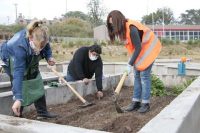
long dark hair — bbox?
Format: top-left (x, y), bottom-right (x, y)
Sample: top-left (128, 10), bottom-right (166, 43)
top-left (106, 10), bottom-right (127, 42)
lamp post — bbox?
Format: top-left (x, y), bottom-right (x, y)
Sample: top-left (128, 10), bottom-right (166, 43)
top-left (162, 7), bottom-right (165, 39)
top-left (152, 13), bottom-right (154, 32)
top-left (14, 3), bottom-right (18, 22)
top-left (65, 0), bottom-right (67, 18)
top-left (7, 16), bottom-right (10, 25)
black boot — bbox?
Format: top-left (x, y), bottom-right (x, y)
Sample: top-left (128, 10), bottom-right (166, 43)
top-left (34, 95), bottom-right (58, 119)
top-left (123, 101), bottom-right (141, 112)
top-left (138, 103), bottom-right (150, 113)
top-left (19, 106), bottom-right (24, 118)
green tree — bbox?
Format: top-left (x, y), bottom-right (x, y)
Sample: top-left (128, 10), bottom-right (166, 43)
top-left (179, 9), bottom-right (200, 25)
top-left (87, 0), bottom-right (106, 27)
top-left (141, 12), bottom-right (156, 25)
top-left (63, 11), bottom-right (89, 21)
top-left (142, 7), bottom-right (174, 25)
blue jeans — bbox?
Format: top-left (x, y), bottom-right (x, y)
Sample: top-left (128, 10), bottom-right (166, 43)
top-left (0, 43), bottom-right (10, 75)
top-left (65, 70), bottom-right (76, 82)
top-left (132, 63), bottom-right (153, 103)
top-left (0, 43), bottom-right (3, 60)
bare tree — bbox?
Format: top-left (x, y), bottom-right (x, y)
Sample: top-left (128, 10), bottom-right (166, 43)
top-left (87, 0), bottom-right (106, 27)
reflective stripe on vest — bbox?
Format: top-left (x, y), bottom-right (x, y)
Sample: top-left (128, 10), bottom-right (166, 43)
top-left (142, 30), bottom-right (151, 44)
top-left (136, 36), bottom-right (158, 67)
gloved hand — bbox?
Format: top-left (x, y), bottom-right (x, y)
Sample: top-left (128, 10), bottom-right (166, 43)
top-left (125, 64), bottom-right (132, 75)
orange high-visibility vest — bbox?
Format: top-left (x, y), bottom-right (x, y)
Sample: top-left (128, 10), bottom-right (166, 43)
top-left (125, 19), bottom-right (162, 71)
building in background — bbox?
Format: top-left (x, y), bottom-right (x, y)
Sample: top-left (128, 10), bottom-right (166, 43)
top-left (148, 25), bottom-right (200, 41)
top-left (94, 25), bottom-right (109, 41)
top-left (94, 25), bottom-right (200, 42)
top-left (15, 13), bottom-right (32, 25)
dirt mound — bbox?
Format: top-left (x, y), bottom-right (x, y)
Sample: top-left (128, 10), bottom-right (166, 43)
top-left (24, 87), bottom-right (175, 133)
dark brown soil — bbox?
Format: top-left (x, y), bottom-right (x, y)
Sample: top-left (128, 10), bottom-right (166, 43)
top-left (24, 87), bottom-right (175, 133)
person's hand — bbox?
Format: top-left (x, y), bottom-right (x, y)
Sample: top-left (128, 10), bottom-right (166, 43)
top-left (58, 77), bottom-right (64, 84)
top-left (12, 100), bottom-right (21, 117)
top-left (83, 78), bottom-right (89, 85)
top-left (96, 91), bottom-right (103, 100)
top-left (48, 57), bottom-right (56, 66)
top-left (125, 64), bottom-right (132, 75)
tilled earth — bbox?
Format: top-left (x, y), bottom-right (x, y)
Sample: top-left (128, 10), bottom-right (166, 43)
top-left (24, 87), bottom-right (175, 133)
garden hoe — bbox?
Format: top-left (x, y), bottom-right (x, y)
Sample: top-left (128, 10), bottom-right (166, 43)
top-left (48, 66), bottom-right (94, 108)
top-left (113, 72), bottom-right (128, 113)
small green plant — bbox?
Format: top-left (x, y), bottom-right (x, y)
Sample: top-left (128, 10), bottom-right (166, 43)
top-left (100, 40), bottom-right (108, 46)
top-left (61, 42), bottom-right (69, 48)
top-left (169, 40), bottom-right (174, 45)
top-left (151, 74), bottom-right (166, 96)
top-left (187, 40), bottom-right (193, 45)
top-left (175, 39), bottom-right (180, 44)
top-left (161, 38), bottom-right (179, 45)
top-left (170, 77), bottom-right (196, 96)
top-left (68, 41), bottom-right (75, 48)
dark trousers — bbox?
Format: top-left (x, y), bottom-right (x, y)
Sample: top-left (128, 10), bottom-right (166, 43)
top-left (65, 70), bottom-right (76, 82)
top-left (20, 95), bottom-right (48, 117)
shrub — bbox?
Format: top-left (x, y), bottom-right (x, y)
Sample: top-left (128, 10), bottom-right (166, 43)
top-left (151, 74), bottom-right (166, 96)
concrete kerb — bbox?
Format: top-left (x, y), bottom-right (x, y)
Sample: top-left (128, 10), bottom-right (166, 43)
top-left (138, 76), bottom-right (200, 133)
top-left (0, 114), bottom-right (108, 133)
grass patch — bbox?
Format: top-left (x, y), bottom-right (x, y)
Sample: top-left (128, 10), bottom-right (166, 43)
top-left (170, 77), bottom-right (196, 96)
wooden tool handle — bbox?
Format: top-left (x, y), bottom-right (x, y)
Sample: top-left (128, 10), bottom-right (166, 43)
top-left (114, 72), bottom-right (127, 95)
top-left (49, 66), bottom-right (87, 103)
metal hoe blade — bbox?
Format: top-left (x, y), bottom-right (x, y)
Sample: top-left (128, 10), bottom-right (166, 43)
top-left (112, 94), bottom-right (124, 113)
top-left (114, 101), bottom-right (124, 113)
top-left (78, 101), bottom-right (95, 108)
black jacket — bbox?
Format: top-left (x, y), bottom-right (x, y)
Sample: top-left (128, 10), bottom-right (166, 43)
top-left (68, 47), bottom-right (103, 91)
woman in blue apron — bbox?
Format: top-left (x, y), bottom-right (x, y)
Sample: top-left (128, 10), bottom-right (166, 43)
top-left (0, 20), bottom-right (58, 119)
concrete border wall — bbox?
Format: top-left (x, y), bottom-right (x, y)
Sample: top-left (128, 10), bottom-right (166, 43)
top-left (139, 76), bottom-right (200, 133)
top-left (0, 74), bottom-right (122, 115)
top-left (2, 60), bottom-right (199, 85)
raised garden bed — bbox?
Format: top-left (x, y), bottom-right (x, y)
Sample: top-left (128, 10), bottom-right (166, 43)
top-left (24, 87), bottom-right (175, 133)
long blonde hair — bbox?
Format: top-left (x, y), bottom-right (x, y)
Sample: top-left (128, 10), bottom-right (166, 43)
top-left (26, 20), bottom-right (49, 47)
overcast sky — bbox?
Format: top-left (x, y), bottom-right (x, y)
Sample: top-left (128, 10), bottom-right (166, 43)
top-left (0, 0), bottom-right (199, 25)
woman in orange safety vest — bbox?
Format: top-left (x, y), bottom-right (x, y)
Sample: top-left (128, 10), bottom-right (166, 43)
top-left (106, 10), bottom-right (161, 113)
